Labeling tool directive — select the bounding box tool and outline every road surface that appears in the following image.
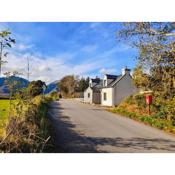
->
[48,99,175,153]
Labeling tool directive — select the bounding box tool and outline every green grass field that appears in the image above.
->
[0,99,10,136]
[0,100,10,118]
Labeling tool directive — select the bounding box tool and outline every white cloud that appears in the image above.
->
[81,45,97,53]
[99,68,116,75]
[89,22,102,29]
[1,51,110,84]
[14,43,34,51]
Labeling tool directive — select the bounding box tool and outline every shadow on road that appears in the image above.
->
[48,101,175,153]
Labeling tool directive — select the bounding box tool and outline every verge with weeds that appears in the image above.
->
[0,96,56,153]
[108,94,175,134]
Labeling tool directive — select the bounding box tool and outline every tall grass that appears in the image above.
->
[0,96,55,153]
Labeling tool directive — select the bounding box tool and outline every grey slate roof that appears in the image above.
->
[103,74,124,88]
[110,75,123,87]
[91,79,103,92]
[105,74,118,79]
[88,73,127,91]
[91,78,101,84]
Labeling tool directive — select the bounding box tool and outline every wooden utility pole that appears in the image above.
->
[27,56,30,81]
[0,42,3,76]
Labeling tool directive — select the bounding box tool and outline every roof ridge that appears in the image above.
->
[111,74,125,87]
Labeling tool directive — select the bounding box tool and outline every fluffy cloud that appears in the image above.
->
[99,68,116,75]
[2,52,108,84]
[0,23,135,84]
[81,45,98,53]
[14,43,34,51]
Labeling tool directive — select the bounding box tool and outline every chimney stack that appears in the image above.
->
[122,67,131,75]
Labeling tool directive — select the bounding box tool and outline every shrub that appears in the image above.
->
[109,92,175,133]
[0,96,54,153]
[133,94,147,108]
[152,96,175,123]
[49,91,60,101]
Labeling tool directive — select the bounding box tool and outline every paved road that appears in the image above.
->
[48,99,175,153]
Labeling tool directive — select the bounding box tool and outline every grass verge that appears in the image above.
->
[108,107,175,134]
[0,96,56,153]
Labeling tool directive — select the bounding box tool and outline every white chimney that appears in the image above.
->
[89,79,92,87]
[122,67,131,75]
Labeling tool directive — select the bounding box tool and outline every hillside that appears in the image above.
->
[0,76,29,96]
[0,76,60,96]
[44,80,60,94]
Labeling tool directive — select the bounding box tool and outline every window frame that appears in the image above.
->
[103,92,107,101]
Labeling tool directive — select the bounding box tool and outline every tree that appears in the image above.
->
[117,22,175,98]
[132,66,150,90]
[76,77,89,92]
[59,75,78,97]
[0,30,15,75]
[4,71,22,117]
[28,80,46,97]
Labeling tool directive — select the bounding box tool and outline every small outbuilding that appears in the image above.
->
[84,78,102,104]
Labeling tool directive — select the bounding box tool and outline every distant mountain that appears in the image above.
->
[44,80,60,94]
[0,76,29,95]
[0,76,60,96]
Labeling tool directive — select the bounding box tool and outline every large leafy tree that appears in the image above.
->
[76,77,89,92]
[59,75,78,97]
[0,30,15,75]
[28,80,46,97]
[118,22,175,98]
[132,66,150,90]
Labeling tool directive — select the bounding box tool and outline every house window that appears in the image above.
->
[88,93,90,98]
[104,80,106,86]
[104,92,107,101]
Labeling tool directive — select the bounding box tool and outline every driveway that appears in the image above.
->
[48,99,175,153]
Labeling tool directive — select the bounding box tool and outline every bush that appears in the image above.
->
[49,91,60,101]
[0,96,55,153]
[153,96,175,123]
[124,94,146,107]
[134,94,147,108]
[110,93,175,133]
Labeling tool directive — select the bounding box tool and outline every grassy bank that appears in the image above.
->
[0,100,16,136]
[109,94,175,134]
[0,100,9,119]
[0,96,55,153]
[0,100,9,136]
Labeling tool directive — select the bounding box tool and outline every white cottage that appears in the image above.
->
[101,68,137,106]
[84,67,137,106]
[84,78,102,104]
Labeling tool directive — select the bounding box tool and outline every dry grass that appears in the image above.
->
[0,96,54,153]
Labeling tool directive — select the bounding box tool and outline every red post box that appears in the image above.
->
[145,95,152,105]
[145,95,152,115]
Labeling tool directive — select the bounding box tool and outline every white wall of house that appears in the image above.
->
[101,88,114,106]
[113,74,137,105]
[84,87,93,103]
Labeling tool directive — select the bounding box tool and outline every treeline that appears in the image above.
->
[58,75,89,98]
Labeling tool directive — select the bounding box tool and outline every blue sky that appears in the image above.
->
[0,22,137,83]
